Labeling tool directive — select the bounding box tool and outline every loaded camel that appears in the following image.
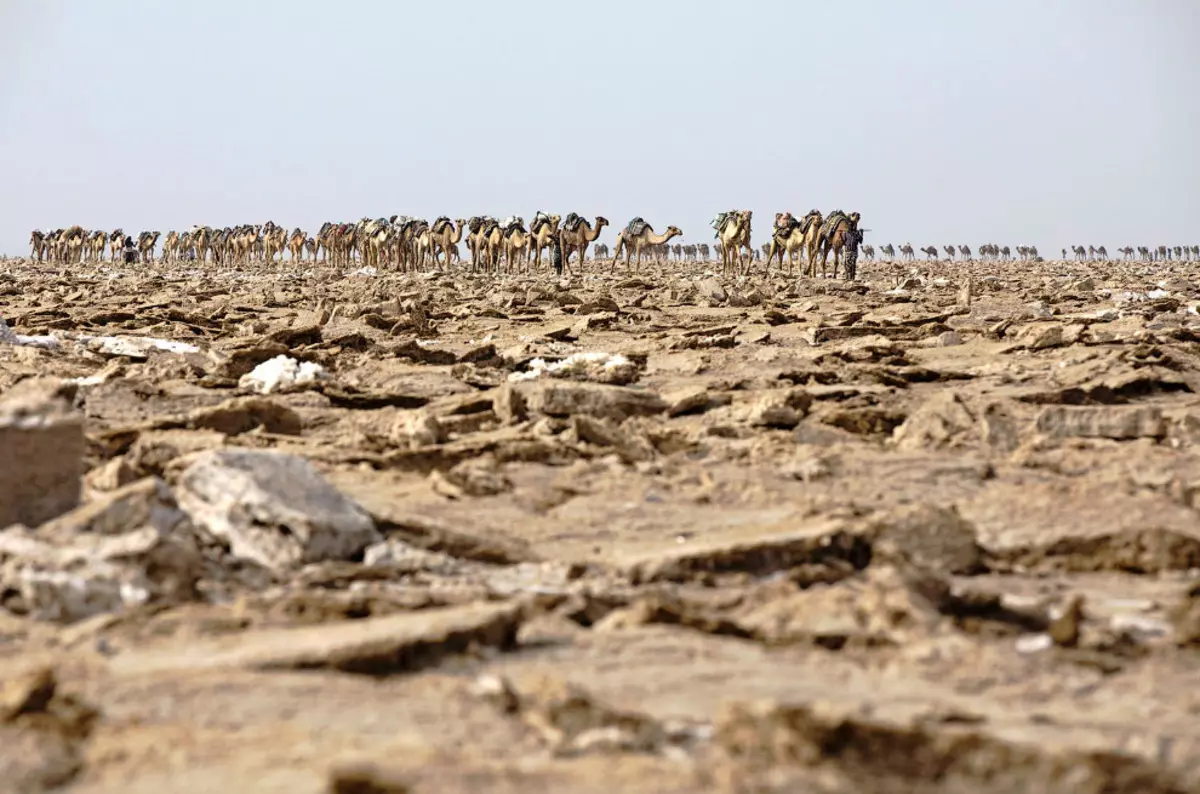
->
[814,211,862,279]
[714,210,752,276]
[559,214,608,274]
[766,209,822,276]
[611,218,683,273]
[430,217,466,268]
[528,212,561,270]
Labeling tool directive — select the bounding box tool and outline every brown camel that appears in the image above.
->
[559,214,608,274]
[611,218,683,272]
[814,211,862,279]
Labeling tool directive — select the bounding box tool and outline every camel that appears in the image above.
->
[900,243,915,261]
[193,227,213,264]
[503,223,530,272]
[104,229,123,262]
[287,228,307,262]
[958,245,972,261]
[814,211,862,279]
[82,230,103,262]
[360,220,393,271]
[414,222,437,271]
[766,210,822,276]
[261,222,286,263]
[61,226,85,264]
[476,219,504,273]
[593,243,609,260]
[612,218,683,273]
[464,217,496,270]
[162,231,180,263]
[697,243,710,261]
[430,217,466,269]
[879,243,895,260]
[527,212,561,269]
[136,231,160,263]
[713,210,751,276]
[559,215,608,274]
[29,230,45,262]
[920,246,938,260]
[943,245,956,260]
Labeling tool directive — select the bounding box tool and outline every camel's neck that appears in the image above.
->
[586,220,604,242]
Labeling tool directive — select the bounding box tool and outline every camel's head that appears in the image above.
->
[549,214,561,225]
[595,216,609,228]
[666,226,683,238]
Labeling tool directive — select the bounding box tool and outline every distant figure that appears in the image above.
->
[551,230,564,276]
[122,235,137,264]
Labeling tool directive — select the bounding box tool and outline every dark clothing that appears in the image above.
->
[551,233,563,275]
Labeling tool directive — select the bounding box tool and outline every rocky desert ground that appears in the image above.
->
[4,254,1200,793]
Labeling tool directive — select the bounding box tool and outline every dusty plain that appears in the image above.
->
[3,254,1200,793]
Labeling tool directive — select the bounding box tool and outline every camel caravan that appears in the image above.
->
[27,216,1199,277]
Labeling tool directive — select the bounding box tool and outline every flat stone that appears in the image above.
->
[110,599,526,676]
[620,515,863,583]
[525,381,666,423]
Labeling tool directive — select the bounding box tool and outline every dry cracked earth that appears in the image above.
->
[3,255,1200,793]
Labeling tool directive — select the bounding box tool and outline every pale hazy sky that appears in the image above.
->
[1,1,1197,256]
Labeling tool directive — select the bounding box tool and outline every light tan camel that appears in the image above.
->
[478,220,504,272]
[161,231,180,263]
[430,217,466,268]
[611,219,683,272]
[503,225,530,272]
[137,231,160,264]
[767,210,822,275]
[529,212,561,270]
[715,210,751,276]
[287,228,307,262]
